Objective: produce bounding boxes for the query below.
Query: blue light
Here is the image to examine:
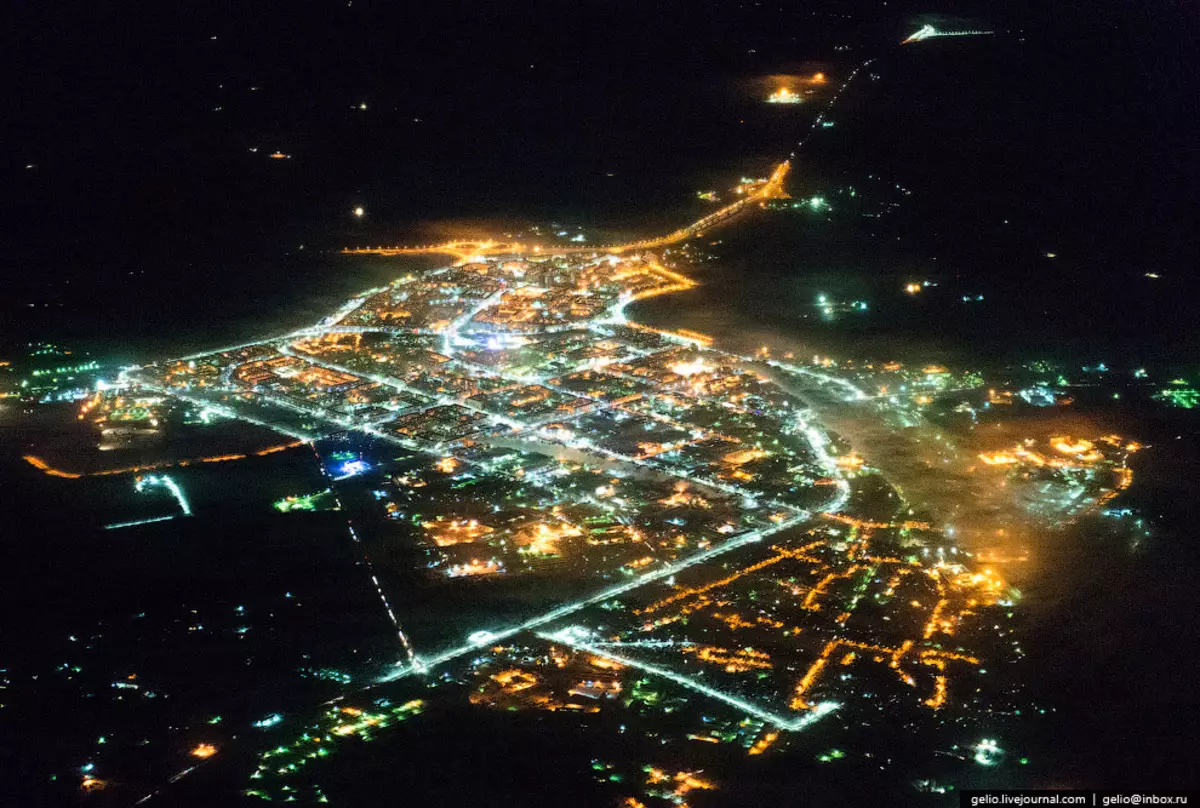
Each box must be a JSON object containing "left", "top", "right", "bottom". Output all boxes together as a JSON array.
[{"left": 336, "top": 459, "right": 370, "bottom": 478}]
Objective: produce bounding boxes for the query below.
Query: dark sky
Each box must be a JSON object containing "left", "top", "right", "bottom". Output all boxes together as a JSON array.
[{"left": 2, "top": 0, "right": 1196, "bottom": 356}]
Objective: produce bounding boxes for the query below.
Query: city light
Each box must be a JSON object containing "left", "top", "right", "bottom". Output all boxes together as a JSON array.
[
  {"left": 973, "top": 738, "right": 1004, "bottom": 766},
  {"left": 767, "top": 87, "right": 802, "bottom": 104},
  {"left": 903, "top": 25, "right": 995, "bottom": 44},
  {"left": 539, "top": 627, "right": 841, "bottom": 731},
  {"left": 5, "top": 12, "right": 1169, "bottom": 806},
  {"left": 334, "top": 458, "right": 371, "bottom": 479},
  {"left": 252, "top": 714, "right": 284, "bottom": 729}
]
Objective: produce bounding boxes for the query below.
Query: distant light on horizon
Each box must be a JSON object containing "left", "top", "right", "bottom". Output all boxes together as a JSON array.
[{"left": 354, "top": 206, "right": 365, "bottom": 217}]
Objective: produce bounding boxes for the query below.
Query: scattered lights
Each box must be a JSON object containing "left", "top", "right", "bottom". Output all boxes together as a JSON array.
[
  {"left": 66, "top": 94, "right": 1023, "bottom": 782},
  {"left": 253, "top": 714, "right": 284, "bottom": 729},
  {"left": 447, "top": 559, "right": 505, "bottom": 578},
  {"left": 973, "top": 738, "right": 1003, "bottom": 766},
  {"left": 1155, "top": 386, "right": 1199, "bottom": 409},
  {"left": 273, "top": 491, "right": 331, "bottom": 512},
  {"left": 766, "top": 87, "right": 803, "bottom": 104},
  {"left": 540, "top": 627, "right": 840, "bottom": 731},
  {"left": 248, "top": 701, "right": 423, "bottom": 800}
]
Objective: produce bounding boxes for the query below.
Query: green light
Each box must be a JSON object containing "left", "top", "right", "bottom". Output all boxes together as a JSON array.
[
  {"left": 273, "top": 490, "right": 332, "bottom": 512},
  {"left": 1155, "top": 387, "right": 1199, "bottom": 409},
  {"left": 973, "top": 738, "right": 1003, "bottom": 766}
]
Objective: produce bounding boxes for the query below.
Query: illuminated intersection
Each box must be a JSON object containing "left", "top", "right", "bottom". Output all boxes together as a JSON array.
[{"left": 82, "top": 237, "right": 1027, "bottom": 804}]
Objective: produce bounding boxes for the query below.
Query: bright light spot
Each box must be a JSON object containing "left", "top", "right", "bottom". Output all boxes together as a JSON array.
[
  {"left": 336, "top": 459, "right": 370, "bottom": 478},
  {"left": 973, "top": 738, "right": 1003, "bottom": 766},
  {"left": 670, "top": 359, "right": 712, "bottom": 377},
  {"left": 767, "top": 87, "right": 802, "bottom": 104},
  {"left": 191, "top": 743, "right": 218, "bottom": 759},
  {"left": 353, "top": 206, "right": 365, "bottom": 217}
]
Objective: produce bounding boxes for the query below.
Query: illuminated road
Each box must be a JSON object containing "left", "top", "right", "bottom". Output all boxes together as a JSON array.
[
  {"left": 341, "top": 162, "right": 791, "bottom": 260},
  {"left": 97, "top": 31, "right": 1033, "bottom": 804},
  {"left": 537, "top": 627, "right": 840, "bottom": 731},
  {"left": 313, "top": 452, "right": 418, "bottom": 667},
  {"left": 902, "top": 24, "right": 994, "bottom": 44},
  {"left": 378, "top": 507, "right": 816, "bottom": 683}
]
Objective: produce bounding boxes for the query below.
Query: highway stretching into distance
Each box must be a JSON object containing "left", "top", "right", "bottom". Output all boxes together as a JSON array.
[{"left": 340, "top": 161, "right": 792, "bottom": 260}]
